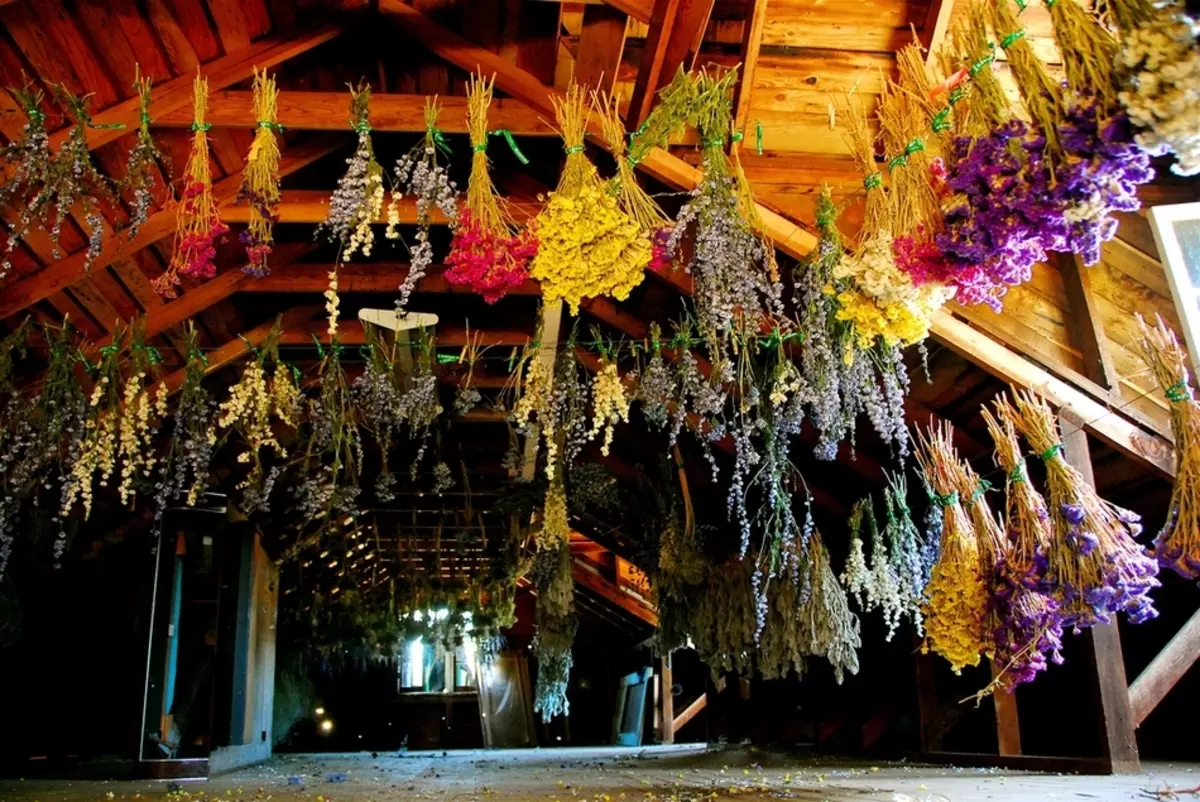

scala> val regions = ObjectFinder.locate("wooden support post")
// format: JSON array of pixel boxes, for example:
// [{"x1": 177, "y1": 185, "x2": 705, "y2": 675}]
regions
[
  {"x1": 991, "y1": 661, "x2": 1022, "y2": 756},
  {"x1": 660, "y1": 654, "x2": 674, "y2": 744},
  {"x1": 1056, "y1": 252, "x2": 1117, "y2": 391},
  {"x1": 1061, "y1": 411, "x2": 1141, "y2": 775},
  {"x1": 1128, "y1": 606, "x2": 1200, "y2": 727}
]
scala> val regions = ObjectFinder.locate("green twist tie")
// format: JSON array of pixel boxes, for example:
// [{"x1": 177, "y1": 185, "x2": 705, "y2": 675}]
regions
[
  {"x1": 140, "y1": 110, "x2": 153, "y2": 128},
  {"x1": 473, "y1": 143, "x2": 488, "y2": 153},
  {"x1": 702, "y1": 137, "x2": 725, "y2": 149},
  {"x1": 1015, "y1": 0, "x2": 1028, "y2": 10},
  {"x1": 564, "y1": 144, "x2": 585, "y2": 155},
  {"x1": 352, "y1": 118, "x2": 371, "y2": 133},
  {"x1": 1044, "y1": 0, "x2": 1056, "y2": 6},
  {"x1": 257, "y1": 120, "x2": 285, "y2": 133},
  {"x1": 490, "y1": 129, "x2": 529, "y2": 165},
  {"x1": 1166, "y1": 379, "x2": 1192, "y2": 403},
  {"x1": 970, "y1": 478, "x2": 993, "y2": 503},
  {"x1": 1039, "y1": 443, "x2": 1064, "y2": 461},
  {"x1": 27, "y1": 108, "x2": 45, "y2": 124},
  {"x1": 888, "y1": 153, "x2": 909, "y2": 170},
  {"x1": 188, "y1": 348, "x2": 208, "y2": 368},
  {"x1": 88, "y1": 119, "x2": 126, "y2": 131},
  {"x1": 1000, "y1": 29, "x2": 1026, "y2": 49},
  {"x1": 756, "y1": 120, "x2": 764, "y2": 155},
  {"x1": 436, "y1": 352, "x2": 459, "y2": 365},
  {"x1": 864, "y1": 172, "x2": 883, "y2": 190},
  {"x1": 98, "y1": 343, "x2": 120, "y2": 360},
  {"x1": 190, "y1": 121, "x2": 211, "y2": 133},
  {"x1": 932, "y1": 108, "x2": 953, "y2": 133},
  {"x1": 948, "y1": 86, "x2": 967, "y2": 105},
  {"x1": 134, "y1": 342, "x2": 163, "y2": 366},
  {"x1": 905, "y1": 138, "x2": 925, "y2": 156},
  {"x1": 731, "y1": 130, "x2": 743, "y2": 143},
  {"x1": 1009, "y1": 463, "x2": 1027, "y2": 483},
  {"x1": 427, "y1": 125, "x2": 451, "y2": 154},
  {"x1": 969, "y1": 54, "x2": 996, "y2": 78},
  {"x1": 936, "y1": 491, "x2": 960, "y2": 507}
]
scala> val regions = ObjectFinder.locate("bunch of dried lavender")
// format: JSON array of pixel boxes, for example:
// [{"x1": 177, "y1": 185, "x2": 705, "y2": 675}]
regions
[
  {"x1": 397, "y1": 328, "x2": 443, "y2": 476},
  {"x1": 388, "y1": 98, "x2": 459, "y2": 313},
  {"x1": 635, "y1": 324, "x2": 674, "y2": 430},
  {"x1": 122, "y1": 69, "x2": 169, "y2": 241},
  {"x1": 0, "y1": 84, "x2": 53, "y2": 280},
  {"x1": 316, "y1": 82, "x2": 385, "y2": 259},
  {"x1": 352, "y1": 326, "x2": 405, "y2": 501},
  {"x1": 883, "y1": 472, "x2": 928, "y2": 635},
  {"x1": 531, "y1": 541, "x2": 576, "y2": 720},
  {"x1": 45, "y1": 87, "x2": 117, "y2": 270},
  {"x1": 293, "y1": 341, "x2": 363, "y2": 526}
]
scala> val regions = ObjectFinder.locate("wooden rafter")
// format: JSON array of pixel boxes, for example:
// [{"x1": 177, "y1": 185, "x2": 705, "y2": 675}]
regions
[
  {"x1": 0, "y1": 138, "x2": 339, "y2": 321},
  {"x1": 280, "y1": 321, "x2": 533, "y2": 348},
  {"x1": 575, "y1": 4, "x2": 630, "y2": 95},
  {"x1": 240, "y1": 264, "x2": 541, "y2": 295},
  {"x1": 154, "y1": 92, "x2": 555, "y2": 135},
  {"x1": 1128, "y1": 606, "x2": 1200, "y2": 727},
  {"x1": 919, "y1": 0, "x2": 957, "y2": 68},
  {"x1": 601, "y1": 0, "x2": 653, "y2": 23},
  {"x1": 625, "y1": 0, "x2": 715, "y2": 129},
  {"x1": 730, "y1": 0, "x2": 768, "y2": 139}
]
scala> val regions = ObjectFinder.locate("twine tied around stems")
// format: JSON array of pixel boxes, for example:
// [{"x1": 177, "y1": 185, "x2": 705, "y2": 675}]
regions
[
  {"x1": 257, "y1": 120, "x2": 285, "y2": 133},
  {"x1": 932, "y1": 107, "x2": 953, "y2": 133},
  {"x1": 970, "y1": 478, "x2": 994, "y2": 503},
  {"x1": 1166, "y1": 379, "x2": 1192, "y2": 403},
  {"x1": 427, "y1": 124, "x2": 451, "y2": 155},
  {"x1": 864, "y1": 171, "x2": 883, "y2": 190},
  {"x1": 702, "y1": 137, "x2": 725, "y2": 149},
  {"x1": 888, "y1": 138, "x2": 925, "y2": 169},
  {"x1": 188, "y1": 347, "x2": 208, "y2": 368},
  {"x1": 133, "y1": 342, "x2": 163, "y2": 366},
  {"x1": 190, "y1": 121, "x2": 212, "y2": 132},
  {"x1": 1039, "y1": 443, "x2": 1064, "y2": 461},
  {"x1": 351, "y1": 118, "x2": 371, "y2": 133},
  {"x1": 936, "y1": 491, "x2": 960, "y2": 507},
  {"x1": 970, "y1": 53, "x2": 997, "y2": 78},
  {"x1": 1009, "y1": 462, "x2": 1027, "y2": 483},
  {"x1": 564, "y1": 144, "x2": 585, "y2": 155}
]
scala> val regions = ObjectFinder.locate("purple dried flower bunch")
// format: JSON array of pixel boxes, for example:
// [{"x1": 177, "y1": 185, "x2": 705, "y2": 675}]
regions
[
  {"x1": 1006, "y1": 389, "x2": 1159, "y2": 633},
  {"x1": 122, "y1": 69, "x2": 169, "y2": 243},
  {"x1": 388, "y1": 98, "x2": 459, "y2": 314}
]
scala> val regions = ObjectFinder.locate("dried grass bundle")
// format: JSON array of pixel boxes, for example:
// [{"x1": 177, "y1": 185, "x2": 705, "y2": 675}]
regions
[
  {"x1": 877, "y1": 58, "x2": 943, "y2": 237},
  {"x1": 1045, "y1": 0, "x2": 1119, "y2": 107},
  {"x1": 948, "y1": 5, "x2": 1010, "y2": 135},
  {"x1": 991, "y1": 0, "x2": 1066, "y2": 152},
  {"x1": 238, "y1": 68, "x2": 281, "y2": 277},
  {"x1": 983, "y1": 399, "x2": 1052, "y2": 582},
  {"x1": 915, "y1": 421, "x2": 989, "y2": 673},
  {"x1": 595, "y1": 89, "x2": 668, "y2": 233},
  {"x1": 1007, "y1": 388, "x2": 1159, "y2": 630},
  {"x1": 840, "y1": 90, "x2": 890, "y2": 246},
  {"x1": 1136, "y1": 314, "x2": 1200, "y2": 579}
]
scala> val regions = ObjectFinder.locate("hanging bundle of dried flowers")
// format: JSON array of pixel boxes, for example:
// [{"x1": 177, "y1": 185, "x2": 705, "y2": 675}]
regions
[
  {"x1": 122, "y1": 67, "x2": 169, "y2": 242},
  {"x1": 1007, "y1": 388, "x2": 1159, "y2": 631},
  {"x1": 668, "y1": 70, "x2": 781, "y2": 347},
  {"x1": 1117, "y1": 2, "x2": 1200, "y2": 176},
  {"x1": 237, "y1": 68, "x2": 282, "y2": 278},
  {"x1": 388, "y1": 97, "x2": 458, "y2": 313},
  {"x1": 797, "y1": 526, "x2": 862, "y2": 684},
  {"x1": 162, "y1": 74, "x2": 229, "y2": 297},
  {"x1": 982, "y1": 399, "x2": 1064, "y2": 691},
  {"x1": 317, "y1": 81, "x2": 384, "y2": 259},
  {"x1": 162, "y1": 324, "x2": 217, "y2": 510},
  {"x1": 0, "y1": 83, "x2": 53, "y2": 281},
  {"x1": 530, "y1": 84, "x2": 650, "y2": 313},
  {"x1": 217, "y1": 321, "x2": 300, "y2": 514},
  {"x1": 531, "y1": 517, "x2": 575, "y2": 720},
  {"x1": 353, "y1": 324, "x2": 404, "y2": 502},
  {"x1": 882, "y1": 472, "x2": 928, "y2": 635},
  {"x1": 1136, "y1": 314, "x2": 1200, "y2": 579},
  {"x1": 915, "y1": 422, "x2": 989, "y2": 673},
  {"x1": 445, "y1": 72, "x2": 537, "y2": 303},
  {"x1": 396, "y1": 328, "x2": 443, "y2": 478},
  {"x1": 842, "y1": 496, "x2": 907, "y2": 641},
  {"x1": 588, "y1": 344, "x2": 629, "y2": 458}
]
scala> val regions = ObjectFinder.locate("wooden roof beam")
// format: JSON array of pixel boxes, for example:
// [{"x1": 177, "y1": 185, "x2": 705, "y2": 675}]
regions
[
  {"x1": 601, "y1": 0, "x2": 653, "y2": 24},
  {"x1": 575, "y1": 4, "x2": 630, "y2": 96},
  {"x1": 919, "y1": 0, "x2": 957, "y2": 68},
  {"x1": 154, "y1": 92, "x2": 555, "y2": 135},
  {"x1": 625, "y1": 0, "x2": 714, "y2": 129},
  {"x1": 731, "y1": 0, "x2": 768, "y2": 139},
  {"x1": 241, "y1": 264, "x2": 542, "y2": 295}
]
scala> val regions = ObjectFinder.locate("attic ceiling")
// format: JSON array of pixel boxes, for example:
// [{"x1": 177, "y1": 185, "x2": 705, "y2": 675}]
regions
[{"x1": 0, "y1": 0, "x2": 1184, "y2": 519}]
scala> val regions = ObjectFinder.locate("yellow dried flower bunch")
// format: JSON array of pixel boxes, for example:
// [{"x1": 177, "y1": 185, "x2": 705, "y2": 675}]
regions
[
  {"x1": 512, "y1": 333, "x2": 557, "y2": 476},
  {"x1": 238, "y1": 68, "x2": 281, "y2": 277},
  {"x1": 915, "y1": 422, "x2": 989, "y2": 673},
  {"x1": 588, "y1": 356, "x2": 629, "y2": 457},
  {"x1": 537, "y1": 476, "x2": 570, "y2": 551},
  {"x1": 116, "y1": 338, "x2": 168, "y2": 507},
  {"x1": 65, "y1": 376, "x2": 118, "y2": 519},
  {"x1": 529, "y1": 84, "x2": 650, "y2": 313}
]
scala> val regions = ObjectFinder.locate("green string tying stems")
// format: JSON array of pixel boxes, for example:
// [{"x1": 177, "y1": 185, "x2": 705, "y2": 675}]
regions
[
  {"x1": 27, "y1": 108, "x2": 45, "y2": 124},
  {"x1": 863, "y1": 171, "x2": 883, "y2": 190},
  {"x1": 1009, "y1": 463, "x2": 1027, "y2": 483},
  {"x1": 702, "y1": 137, "x2": 725, "y2": 149},
  {"x1": 427, "y1": 125, "x2": 451, "y2": 154},
  {"x1": 756, "y1": 120, "x2": 764, "y2": 155},
  {"x1": 970, "y1": 478, "x2": 993, "y2": 504},
  {"x1": 257, "y1": 120, "x2": 285, "y2": 133},
  {"x1": 1165, "y1": 379, "x2": 1192, "y2": 403},
  {"x1": 436, "y1": 352, "x2": 459, "y2": 365},
  {"x1": 351, "y1": 118, "x2": 371, "y2": 133},
  {"x1": 1039, "y1": 443, "x2": 1064, "y2": 461},
  {"x1": 190, "y1": 121, "x2": 212, "y2": 133},
  {"x1": 1000, "y1": 29, "x2": 1026, "y2": 49},
  {"x1": 969, "y1": 53, "x2": 996, "y2": 78},
  {"x1": 188, "y1": 348, "x2": 208, "y2": 368},
  {"x1": 936, "y1": 491, "x2": 960, "y2": 507},
  {"x1": 948, "y1": 86, "x2": 967, "y2": 105},
  {"x1": 133, "y1": 342, "x2": 163, "y2": 366},
  {"x1": 489, "y1": 129, "x2": 529, "y2": 164},
  {"x1": 140, "y1": 110, "x2": 154, "y2": 128},
  {"x1": 932, "y1": 107, "x2": 953, "y2": 133},
  {"x1": 564, "y1": 144, "x2": 585, "y2": 155}
]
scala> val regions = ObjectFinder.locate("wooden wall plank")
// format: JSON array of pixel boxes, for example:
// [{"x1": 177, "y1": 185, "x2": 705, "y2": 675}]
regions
[
  {"x1": 164, "y1": 0, "x2": 224, "y2": 63},
  {"x1": 26, "y1": 0, "x2": 120, "y2": 105},
  {"x1": 731, "y1": 0, "x2": 767, "y2": 136},
  {"x1": 147, "y1": 0, "x2": 203, "y2": 72},
  {"x1": 106, "y1": 0, "x2": 177, "y2": 81},
  {"x1": 575, "y1": 4, "x2": 629, "y2": 95},
  {"x1": 1057, "y1": 252, "x2": 1117, "y2": 391},
  {"x1": 761, "y1": 0, "x2": 929, "y2": 53}
]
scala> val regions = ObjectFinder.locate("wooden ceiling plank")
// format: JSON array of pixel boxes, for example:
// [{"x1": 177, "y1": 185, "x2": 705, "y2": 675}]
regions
[
  {"x1": 207, "y1": 0, "x2": 252, "y2": 53},
  {"x1": 106, "y1": 0, "x2": 176, "y2": 82},
  {"x1": 1056, "y1": 252, "x2": 1118, "y2": 392},
  {"x1": 146, "y1": 0, "x2": 204, "y2": 72},
  {"x1": 241, "y1": 264, "x2": 542, "y2": 295},
  {"x1": 72, "y1": 2, "x2": 146, "y2": 94},
  {"x1": 154, "y1": 91, "x2": 556, "y2": 134},
  {"x1": 575, "y1": 4, "x2": 629, "y2": 95},
  {"x1": 166, "y1": 0, "x2": 224, "y2": 63},
  {"x1": 0, "y1": 136, "x2": 338, "y2": 320},
  {"x1": 17, "y1": 0, "x2": 117, "y2": 105}
]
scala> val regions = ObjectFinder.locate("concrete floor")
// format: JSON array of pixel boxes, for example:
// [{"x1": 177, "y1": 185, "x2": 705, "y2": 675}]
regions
[{"x1": 1, "y1": 747, "x2": 1198, "y2": 802}]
